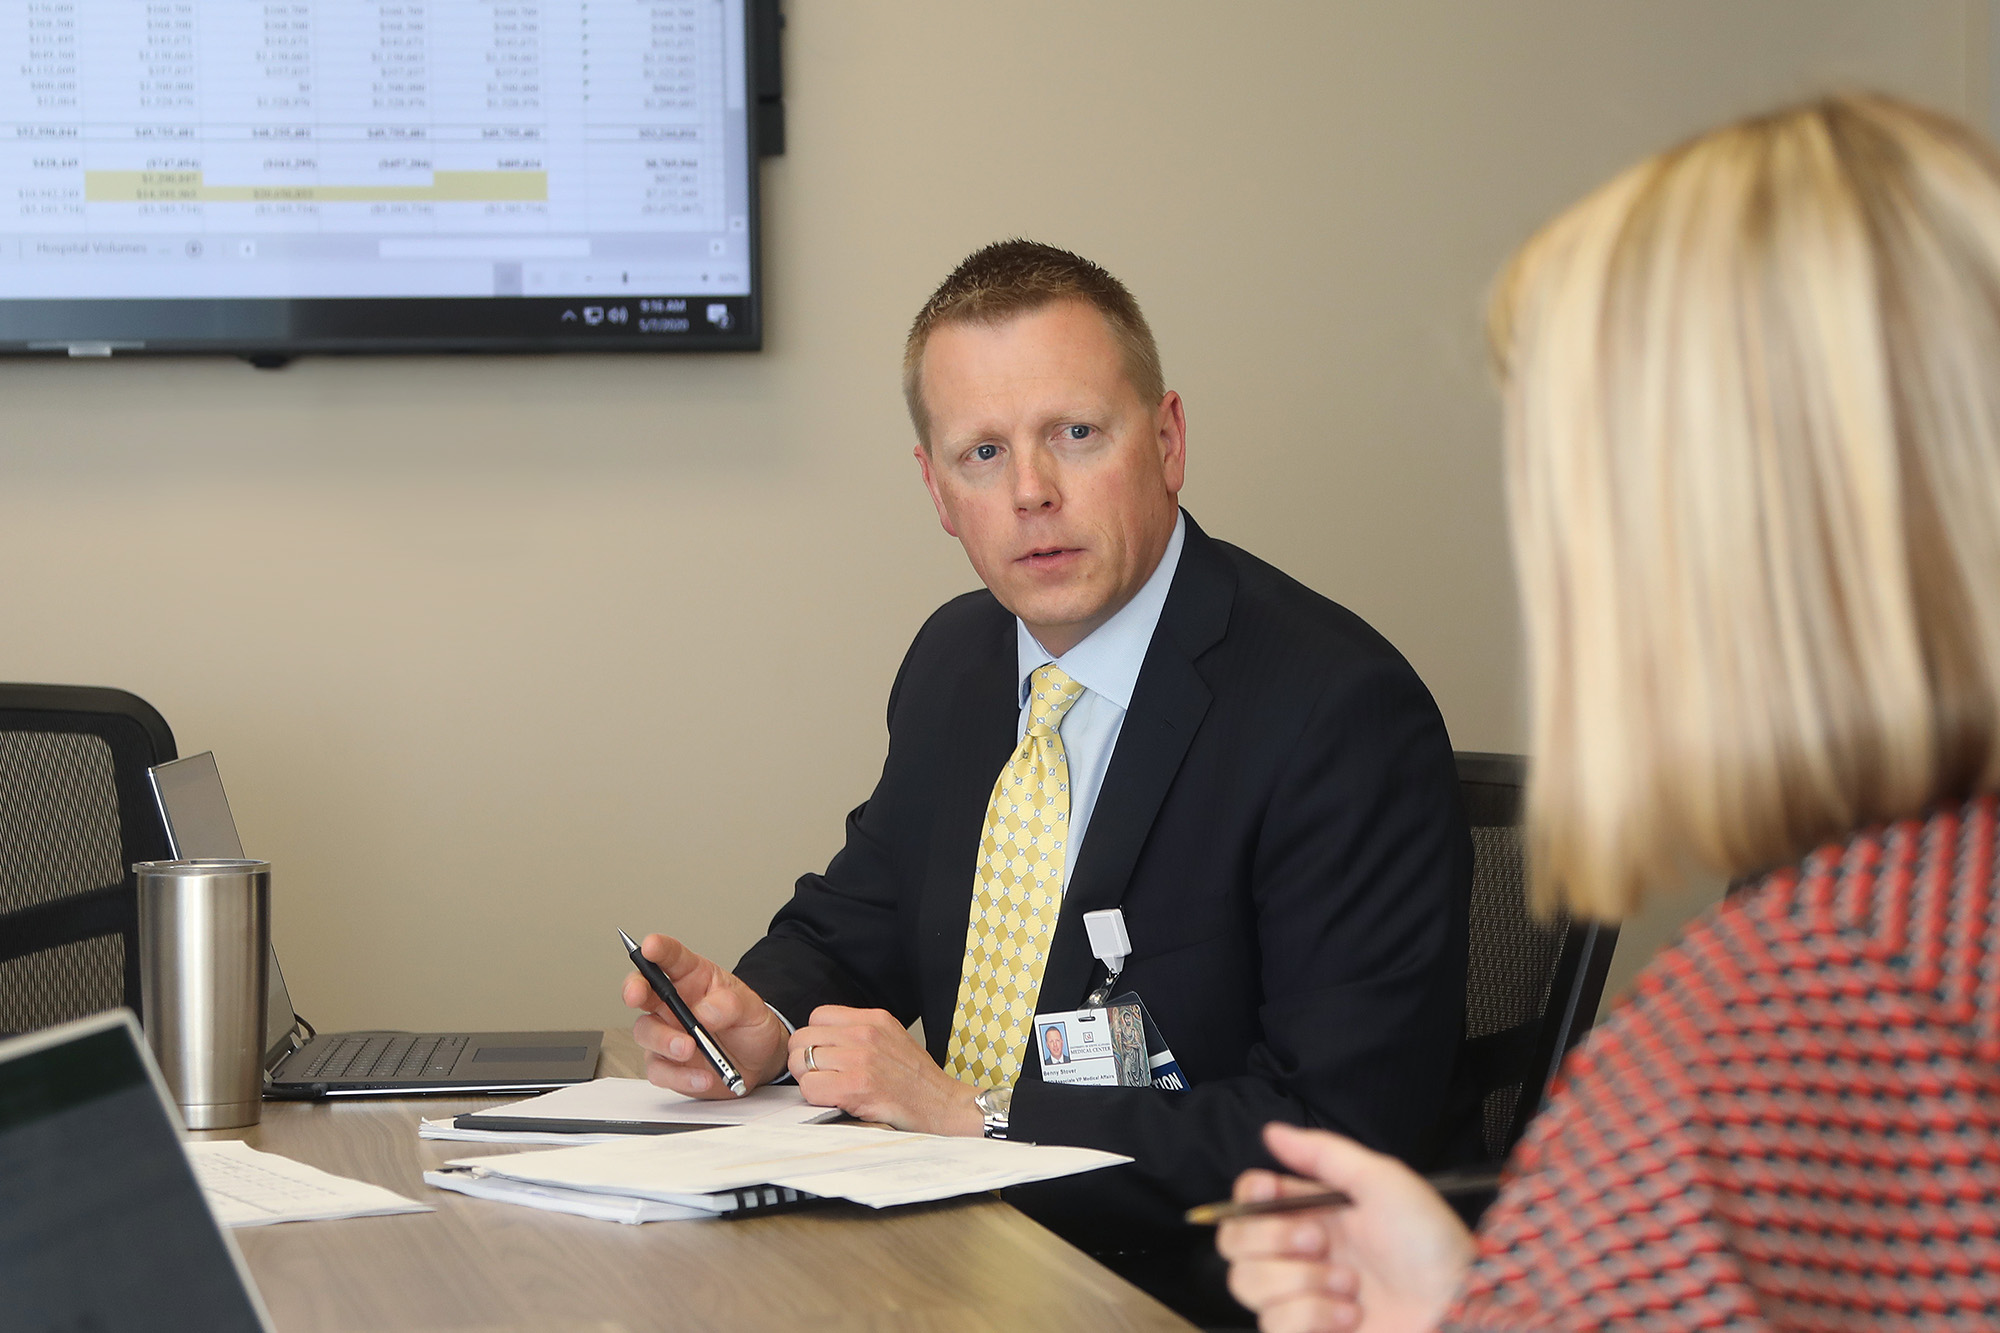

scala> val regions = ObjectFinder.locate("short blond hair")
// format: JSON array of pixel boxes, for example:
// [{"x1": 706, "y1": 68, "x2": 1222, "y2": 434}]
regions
[
  {"x1": 903, "y1": 240, "x2": 1165, "y2": 448},
  {"x1": 1491, "y1": 94, "x2": 2000, "y2": 920}
]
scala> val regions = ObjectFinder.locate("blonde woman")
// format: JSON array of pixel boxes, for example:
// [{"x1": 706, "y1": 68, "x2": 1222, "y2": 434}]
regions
[{"x1": 1220, "y1": 94, "x2": 2000, "y2": 1332}]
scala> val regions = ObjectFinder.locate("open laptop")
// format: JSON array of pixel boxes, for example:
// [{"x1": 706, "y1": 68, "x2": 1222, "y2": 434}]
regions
[
  {"x1": 148, "y1": 753, "x2": 601, "y2": 1098},
  {"x1": 0, "y1": 1010, "x2": 275, "y2": 1332}
]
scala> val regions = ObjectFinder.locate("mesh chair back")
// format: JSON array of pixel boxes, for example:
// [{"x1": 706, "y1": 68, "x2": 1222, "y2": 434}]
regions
[
  {"x1": 0, "y1": 686, "x2": 176, "y2": 1035},
  {"x1": 1455, "y1": 752, "x2": 1619, "y2": 1159}
]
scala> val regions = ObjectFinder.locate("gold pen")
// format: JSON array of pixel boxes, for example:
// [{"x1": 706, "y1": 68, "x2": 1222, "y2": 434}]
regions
[{"x1": 1184, "y1": 1168, "x2": 1502, "y2": 1225}]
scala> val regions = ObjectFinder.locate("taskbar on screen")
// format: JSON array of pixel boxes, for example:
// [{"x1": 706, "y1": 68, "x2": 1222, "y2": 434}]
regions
[{"x1": 0, "y1": 294, "x2": 759, "y2": 356}]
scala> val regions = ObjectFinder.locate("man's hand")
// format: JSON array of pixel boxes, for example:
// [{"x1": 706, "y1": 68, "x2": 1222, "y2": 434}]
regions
[
  {"x1": 1216, "y1": 1123, "x2": 1475, "y2": 1333},
  {"x1": 786, "y1": 1005, "x2": 982, "y2": 1136},
  {"x1": 622, "y1": 933, "x2": 789, "y2": 1098}
]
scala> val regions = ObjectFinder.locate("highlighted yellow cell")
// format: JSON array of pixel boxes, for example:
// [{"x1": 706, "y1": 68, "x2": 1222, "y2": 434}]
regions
[{"x1": 84, "y1": 169, "x2": 547, "y2": 203}]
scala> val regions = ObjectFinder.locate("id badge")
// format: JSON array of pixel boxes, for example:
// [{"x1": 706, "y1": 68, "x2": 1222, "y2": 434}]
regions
[
  {"x1": 1034, "y1": 1001, "x2": 1150, "y2": 1087},
  {"x1": 1053, "y1": 912, "x2": 1189, "y2": 1092}
]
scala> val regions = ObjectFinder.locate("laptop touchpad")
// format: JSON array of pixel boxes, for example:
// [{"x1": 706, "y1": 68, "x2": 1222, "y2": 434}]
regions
[{"x1": 472, "y1": 1046, "x2": 588, "y2": 1064}]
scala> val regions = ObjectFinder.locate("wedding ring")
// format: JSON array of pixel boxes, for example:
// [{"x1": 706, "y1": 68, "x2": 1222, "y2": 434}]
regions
[{"x1": 804, "y1": 1044, "x2": 819, "y2": 1073}]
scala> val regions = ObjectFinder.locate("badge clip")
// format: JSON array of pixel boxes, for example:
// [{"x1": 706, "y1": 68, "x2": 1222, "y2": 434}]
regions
[{"x1": 1082, "y1": 908, "x2": 1131, "y2": 1007}]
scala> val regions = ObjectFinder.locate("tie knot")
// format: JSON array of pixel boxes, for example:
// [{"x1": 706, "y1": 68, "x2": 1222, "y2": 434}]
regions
[{"x1": 1026, "y1": 664, "x2": 1084, "y2": 736}]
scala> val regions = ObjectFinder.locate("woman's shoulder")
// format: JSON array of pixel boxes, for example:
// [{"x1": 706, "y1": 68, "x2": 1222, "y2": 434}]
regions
[
  {"x1": 1445, "y1": 796, "x2": 2000, "y2": 1330},
  {"x1": 1648, "y1": 794, "x2": 2000, "y2": 1054},
  {"x1": 1497, "y1": 793, "x2": 2000, "y2": 1181},
  {"x1": 1623, "y1": 795, "x2": 1989, "y2": 976}
]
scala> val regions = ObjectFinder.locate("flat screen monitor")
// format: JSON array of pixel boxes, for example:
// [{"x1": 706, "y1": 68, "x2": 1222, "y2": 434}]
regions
[{"x1": 0, "y1": 0, "x2": 763, "y2": 359}]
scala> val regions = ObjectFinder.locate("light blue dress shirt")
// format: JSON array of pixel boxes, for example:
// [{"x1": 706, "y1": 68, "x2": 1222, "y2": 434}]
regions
[{"x1": 1015, "y1": 511, "x2": 1186, "y2": 897}]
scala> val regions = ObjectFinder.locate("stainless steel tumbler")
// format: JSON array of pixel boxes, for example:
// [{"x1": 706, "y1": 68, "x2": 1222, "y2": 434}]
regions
[{"x1": 135, "y1": 859, "x2": 270, "y2": 1129}]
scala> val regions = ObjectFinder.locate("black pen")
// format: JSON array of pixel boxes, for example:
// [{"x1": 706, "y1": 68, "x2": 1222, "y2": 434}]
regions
[{"x1": 619, "y1": 928, "x2": 747, "y2": 1098}]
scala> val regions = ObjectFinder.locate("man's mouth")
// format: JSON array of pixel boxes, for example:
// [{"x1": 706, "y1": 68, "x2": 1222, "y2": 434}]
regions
[{"x1": 1019, "y1": 547, "x2": 1080, "y2": 565}]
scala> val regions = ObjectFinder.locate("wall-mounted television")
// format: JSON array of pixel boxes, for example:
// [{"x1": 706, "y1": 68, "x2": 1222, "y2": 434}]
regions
[{"x1": 0, "y1": 0, "x2": 776, "y2": 363}]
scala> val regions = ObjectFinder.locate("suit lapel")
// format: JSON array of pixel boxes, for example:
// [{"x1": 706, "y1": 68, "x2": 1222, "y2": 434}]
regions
[{"x1": 1035, "y1": 514, "x2": 1236, "y2": 1012}]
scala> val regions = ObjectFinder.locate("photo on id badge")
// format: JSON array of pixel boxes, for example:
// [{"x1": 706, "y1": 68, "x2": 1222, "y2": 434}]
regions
[{"x1": 1035, "y1": 1002, "x2": 1148, "y2": 1087}]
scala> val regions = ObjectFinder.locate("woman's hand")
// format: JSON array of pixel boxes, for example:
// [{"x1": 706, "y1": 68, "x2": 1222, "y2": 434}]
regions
[{"x1": 1217, "y1": 1123, "x2": 1477, "y2": 1333}]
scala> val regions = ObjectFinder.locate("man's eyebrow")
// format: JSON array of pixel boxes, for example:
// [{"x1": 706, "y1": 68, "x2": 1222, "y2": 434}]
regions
[
  {"x1": 934, "y1": 428, "x2": 999, "y2": 455},
  {"x1": 1039, "y1": 401, "x2": 1111, "y2": 421}
]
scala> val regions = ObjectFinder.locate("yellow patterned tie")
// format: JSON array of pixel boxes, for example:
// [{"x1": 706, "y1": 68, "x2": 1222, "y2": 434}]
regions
[{"x1": 944, "y1": 664, "x2": 1086, "y2": 1087}]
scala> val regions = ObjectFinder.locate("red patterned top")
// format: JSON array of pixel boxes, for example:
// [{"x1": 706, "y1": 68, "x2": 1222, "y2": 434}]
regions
[{"x1": 1445, "y1": 796, "x2": 2000, "y2": 1332}]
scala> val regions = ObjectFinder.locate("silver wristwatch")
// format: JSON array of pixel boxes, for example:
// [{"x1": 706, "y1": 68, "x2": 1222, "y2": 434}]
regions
[{"x1": 975, "y1": 1084, "x2": 1013, "y2": 1140}]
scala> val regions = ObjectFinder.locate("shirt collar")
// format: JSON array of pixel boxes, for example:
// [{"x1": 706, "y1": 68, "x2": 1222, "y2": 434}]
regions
[{"x1": 1016, "y1": 511, "x2": 1186, "y2": 711}]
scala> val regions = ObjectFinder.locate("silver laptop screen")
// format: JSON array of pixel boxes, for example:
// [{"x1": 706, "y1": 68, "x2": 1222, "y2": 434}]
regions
[
  {"x1": 147, "y1": 754, "x2": 298, "y2": 1068},
  {"x1": 0, "y1": 1015, "x2": 269, "y2": 1331}
]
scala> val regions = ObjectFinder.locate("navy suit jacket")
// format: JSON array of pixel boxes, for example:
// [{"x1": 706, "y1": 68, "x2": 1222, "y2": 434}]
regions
[{"x1": 735, "y1": 513, "x2": 1470, "y2": 1244}]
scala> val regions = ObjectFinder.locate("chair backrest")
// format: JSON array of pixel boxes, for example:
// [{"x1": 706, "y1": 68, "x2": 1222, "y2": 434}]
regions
[
  {"x1": 0, "y1": 685, "x2": 177, "y2": 1036},
  {"x1": 1456, "y1": 751, "x2": 1619, "y2": 1159}
]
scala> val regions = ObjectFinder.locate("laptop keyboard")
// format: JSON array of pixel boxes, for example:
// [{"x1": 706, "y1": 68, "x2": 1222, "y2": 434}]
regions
[{"x1": 298, "y1": 1035, "x2": 467, "y2": 1082}]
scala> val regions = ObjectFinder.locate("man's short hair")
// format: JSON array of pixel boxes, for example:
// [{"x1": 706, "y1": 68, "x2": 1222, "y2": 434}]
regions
[{"x1": 903, "y1": 240, "x2": 1165, "y2": 448}]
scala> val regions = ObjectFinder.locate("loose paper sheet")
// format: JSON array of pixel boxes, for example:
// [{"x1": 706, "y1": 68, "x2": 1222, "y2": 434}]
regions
[{"x1": 185, "y1": 1139, "x2": 430, "y2": 1227}]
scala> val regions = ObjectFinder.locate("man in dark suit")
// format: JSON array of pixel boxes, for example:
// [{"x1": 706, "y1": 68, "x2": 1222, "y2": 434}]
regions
[{"x1": 624, "y1": 242, "x2": 1470, "y2": 1258}]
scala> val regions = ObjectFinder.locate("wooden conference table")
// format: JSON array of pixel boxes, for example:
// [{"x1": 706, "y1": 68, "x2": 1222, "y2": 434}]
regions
[{"x1": 194, "y1": 1031, "x2": 1196, "y2": 1333}]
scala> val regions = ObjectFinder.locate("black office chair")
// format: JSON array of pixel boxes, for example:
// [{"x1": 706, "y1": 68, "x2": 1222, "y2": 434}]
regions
[
  {"x1": 0, "y1": 685, "x2": 177, "y2": 1036},
  {"x1": 1447, "y1": 752, "x2": 1618, "y2": 1206}
]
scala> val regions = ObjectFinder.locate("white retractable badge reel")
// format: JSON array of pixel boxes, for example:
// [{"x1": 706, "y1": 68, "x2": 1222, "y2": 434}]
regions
[{"x1": 1082, "y1": 908, "x2": 1131, "y2": 1006}]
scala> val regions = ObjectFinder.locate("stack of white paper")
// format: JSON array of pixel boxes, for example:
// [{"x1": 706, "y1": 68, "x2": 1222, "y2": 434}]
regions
[
  {"x1": 428, "y1": 1171, "x2": 742, "y2": 1223},
  {"x1": 186, "y1": 1139, "x2": 431, "y2": 1227},
  {"x1": 426, "y1": 1121, "x2": 1128, "y2": 1216}
]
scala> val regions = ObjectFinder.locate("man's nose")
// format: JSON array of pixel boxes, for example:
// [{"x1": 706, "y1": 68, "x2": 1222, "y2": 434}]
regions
[{"x1": 1011, "y1": 447, "x2": 1060, "y2": 512}]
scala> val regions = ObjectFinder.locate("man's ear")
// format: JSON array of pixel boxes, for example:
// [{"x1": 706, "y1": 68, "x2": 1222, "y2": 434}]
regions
[
  {"x1": 1156, "y1": 390, "x2": 1188, "y2": 496},
  {"x1": 914, "y1": 443, "x2": 958, "y2": 538}
]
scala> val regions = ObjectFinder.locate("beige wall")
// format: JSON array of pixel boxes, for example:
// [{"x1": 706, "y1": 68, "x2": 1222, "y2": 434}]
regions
[{"x1": 0, "y1": 2, "x2": 1980, "y2": 1035}]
